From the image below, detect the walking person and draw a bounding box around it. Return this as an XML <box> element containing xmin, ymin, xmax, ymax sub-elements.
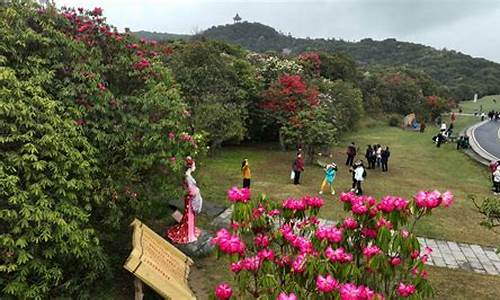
<box><xmin>493</xmin><ymin>166</ymin><xmax>500</xmax><ymax>195</ymax></box>
<box><xmin>365</xmin><ymin>145</ymin><xmax>373</xmax><ymax>169</ymax></box>
<box><xmin>241</xmin><ymin>159</ymin><xmax>251</xmax><ymax>188</ymax></box>
<box><xmin>350</xmin><ymin>160</ymin><xmax>366</xmax><ymax>195</ymax></box>
<box><xmin>292</xmin><ymin>153</ymin><xmax>304</xmax><ymax>185</ymax></box>
<box><xmin>346</xmin><ymin>142</ymin><xmax>357</xmax><ymax>166</ymax></box>
<box><xmin>319</xmin><ymin>162</ymin><xmax>337</xmax><ymax>195</ymax></box>
<box><xmin>381</xmin><ymin>146</ymin><xmax>390</xmax><ymax>172</ymax></box>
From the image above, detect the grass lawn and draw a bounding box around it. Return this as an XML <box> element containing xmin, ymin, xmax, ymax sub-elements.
<box><xmin>456</xmin><ymin>95</ymin><xmax>500</xmax><ymax>114</ymax></box>
<box><xmin>197</xmin><ymin>119</ymin><xmax>499</xmax><ymax>246</ymax></box>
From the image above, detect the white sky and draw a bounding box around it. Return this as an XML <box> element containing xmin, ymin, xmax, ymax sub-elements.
<box><xmin>55</xmin><ymin>0</ymin><xmax>500</xmax><ymax>63</ymax></box>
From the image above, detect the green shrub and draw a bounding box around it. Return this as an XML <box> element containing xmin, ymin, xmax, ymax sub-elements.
<box><xmin>388</xmin><ymin>115</ymin><xmax>401</xmax><ymax>127</ymax></box>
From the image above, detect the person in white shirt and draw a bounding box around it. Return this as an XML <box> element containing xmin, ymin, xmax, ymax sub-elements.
<box><xmin>350</xmin><ymin>160</ymin><xmax>366</xmax><ymax>195</ymax></box>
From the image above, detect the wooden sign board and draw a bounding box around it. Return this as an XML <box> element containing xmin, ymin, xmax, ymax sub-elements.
<box><xmin>124</xmin><ymin>219</ymin><xmax>196</xmax><ymax>300</ymax></box>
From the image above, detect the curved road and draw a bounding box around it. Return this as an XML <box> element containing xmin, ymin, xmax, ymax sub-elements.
<box><xmin>474</xmin><ymin>120</ymin><xmax>500</xmax><ymax>160</ymax></box>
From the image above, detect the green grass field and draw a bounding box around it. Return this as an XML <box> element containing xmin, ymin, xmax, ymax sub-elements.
<box><xmin>457</xmin><ymin>95</ymin><xmax>500</xmax><ymax>114</ymax></box>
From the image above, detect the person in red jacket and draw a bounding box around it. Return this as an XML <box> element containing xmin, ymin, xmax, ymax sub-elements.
<box><xmin>292</xmin><ymin>153</ymin><xmax>305</xmax><ymax>185</ymax></box>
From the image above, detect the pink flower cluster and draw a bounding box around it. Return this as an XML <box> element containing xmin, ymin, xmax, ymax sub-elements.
<box><xmin>397</xmin><ymin>283</ymin><xmax>416</xmax><ymax>297</ymax></box>
<box><xmin>277</xmin><ymin>292</ymin><xmax>297</xmax><ymax>300</ymax></box>
<box><xmin>302</xmin><ymin>196</ymin><xmax>324</xmax><ymax>208</ymax></box>
<box><xmin>291</xmin><ymin>253</ymin><xmax>307</xmax><ymax>273</ymax></box>
<box><xmin>339</xmin><ymin>283</ymin><xmax>376</xmax><ymax>300</ymax></box>
<box><xmin>211</xmin><ymin>229</ymin><xmax>246</xmax><ymax>255</ymax></box>
<box><xmin>377</xmin><ymin>196</ymin><xmax>408</xmax><ymax>212</ymax></box>
<box><xmin>340</xmin><ymin>192</ymin><xmax>377</xmax><ymax>216</ymax></box>
<box><xmin>215</xmin><ymin>282</ymin><xmax>232</xmax><ymax>300</ymax></box>
<box><xmin>362</xmin><ymin>245</ymin><xmax>381</xmax><ymax>258</ymax></box>
<box><xmin>280</xmin><ymin>225</ymin><xmax>314</xmax><ymax>254</ymax></box>
<box><xmin>283</xmin><ymin>196</ymin><xmax>325</xmax><ymax>211</ymax></box>
<box><xmin>227</xmin><ymin>187</ymin><xmax>251</xmax><ymax>203</ymax></box>
<box><xmin>316</xmin><ymin>274</ymin><xmax>339</xmax><ymax>293</ymax></box>
<box><xmin>231</xmin><ymin>255</ymin><xmax>264</xmax><ymax>273</ymax></box>
<box><xmin>254</xmin><ymin>233</ymin><xmax>270</xmax><ymax>248</ymax></box>
<box><xmin>315</xmin><ymin>226</ymin><xmax>343</xmax><ymax>243</ymax></box>
<box><xmin>342</xmin><ymin>217</ymin><xmax>358</xmax><ymax>229</ymax></box>
<box><xmin>282</xmin><ymin>198</ymin><xmax>306</xmax><ymax>211</ymax></box>
<box><xmin>414</xmin><ymin>190</ymin><xmax>453</xmax><ymax>209</ymax></box>
<box><xmin>325</xmin><ymin>247</ymin><xmax>353</xmax><ymax>263</ymax></box>
<box><xmin>133</xmin><ymin>58</ymin><xmax>151</xmax><ymax>70</ymax></box>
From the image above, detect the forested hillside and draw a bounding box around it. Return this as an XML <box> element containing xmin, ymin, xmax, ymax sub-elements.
<box><xmin>138</xmin><ymin>22</ymin><xmax>500</xmax><ymax>101</ymax></box>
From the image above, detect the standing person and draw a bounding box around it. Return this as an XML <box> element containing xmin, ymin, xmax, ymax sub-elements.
<box><xmin>365</xmin><ymin>145</ymin><xmax>373</xmax><ymax>169</ymax></box>
<box><xmin>376</xmin><ymin>144</ymin><xmax>382</xmax><ymax>168</ymax></box>
<box><xmin>319</xmin><ymin>162</ymin><xmax>337</xmax><ymax>195</ymax></box>
<box><xmin>351</xmin><ymin>161</ymin><xmax>366</xmax><ymax>195</ymax></box>
<box><xmin>489</xmin><ymin>160</ymin><xmax>499</xmax><ymax>188</ymax></box>
<box><xmin>370</xmin><ymin>145</ymin><xmax>377</xmax><ymax>169</ymax></box>
<box><xmin>420</xmin><ymin>121</ymin><xmax>426</xmax><ymax>133</ymax></box>
<box><xmin>241</xmin><ymin>159</ymin><xmax>251</xmax><ymax>189</ymax></box>
<box><xmin>451</xmin><ymin>112</ymin><xmax>456</xmax><ymax>123</ymax></box>
<box><xmin>436</xmin><ymin>132</ymin><xmax>444</xmax><ymax>148</ymax></box>
<box><xmin>346</xmin><ymin>142</ymin><xmax>357</xmax><ymax>166</ymax></box>
<box><xmin>381</xmin><ymin>146</ymin><xmax>390</xmax><ymax>172</ymax></box>
<box><xmin>493</xmin><ymin>166</ymin><xmax>500</xmax><ymax>195</ymax></box>
<box><xmin>481</xmin><ymin>112</ymin><xmax>485</xmax><ymax>121</ymax></box>
<box><xmin>292</xmin><ymin>153</ymin><xmax>304</xmax><ymax>185</ymax></box>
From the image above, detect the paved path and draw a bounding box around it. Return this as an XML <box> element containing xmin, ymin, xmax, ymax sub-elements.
<box><xmin>212</xmin><ymin>209</ymin><xmax>500</xmax><ymax>275</ymax></box>
<box><xmin>473</xmin><ymin>120</ymin><xmax>500</xmax><ymax>160</ymax></box>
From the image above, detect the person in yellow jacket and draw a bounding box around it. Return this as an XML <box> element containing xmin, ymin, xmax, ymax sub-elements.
<box><xmin>241</xmin><ymin>159</ymin><xmax>251</xmax><ymax>188</ymax></box>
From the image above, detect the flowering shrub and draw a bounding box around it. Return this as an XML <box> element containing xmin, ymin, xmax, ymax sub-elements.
<box><xmin>213</xmin><ymin>187</ymin><xmax>453</xmax><ymax>299</ymax></box>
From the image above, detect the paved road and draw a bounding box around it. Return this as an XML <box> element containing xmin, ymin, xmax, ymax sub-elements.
<box><xmin>474</xmin><ymin>120</ymin><xmax>500</xmax><ymax>160</ymax></box>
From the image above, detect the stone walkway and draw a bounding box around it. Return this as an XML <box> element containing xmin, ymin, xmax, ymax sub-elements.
<box><xmin>211</xmin><ymin>209</ymin><xmax>500</xmax><ymax>276</ymax></box>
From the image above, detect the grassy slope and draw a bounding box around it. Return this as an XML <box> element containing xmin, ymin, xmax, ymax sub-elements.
<box><xmin>457</xmin><ymin>95</ymin><xmax>500</xmax><ymax>114</ymax></box>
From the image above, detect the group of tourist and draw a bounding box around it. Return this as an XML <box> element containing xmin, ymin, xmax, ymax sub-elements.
<box><xmin>364</xmin><ymin>144</ymin><xmax>391</xmax><ymax>172</ymax></box>
<box><xmin>486</xmin><ymin>110</ymin><xmax>500</xmax><ymax>121</ymax></box>
<box><xmin>433</xmin><ymin>122</ymin><xmax>454</xmax><ymax>148</ymax></box>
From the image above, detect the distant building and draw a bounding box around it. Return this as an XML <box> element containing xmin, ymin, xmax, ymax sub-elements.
<box><xmin>233</xmin><ymin>13</ymin><xmax>242</xmax><ymax>23</ymax></box>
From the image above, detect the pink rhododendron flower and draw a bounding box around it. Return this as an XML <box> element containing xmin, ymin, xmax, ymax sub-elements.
<box><xmin>362</xmin><ymin>245</ymin><xmax>381</xmax><ymax>258</ymax></box>
<box><xmin>254</xmin><ymin>234</ymin><xmax>270</xmax><ymax>248</ymax></box>
<box><xmin>212</xmin><ymin>229</ymin><xmax>246</xmax><ymax>255</ymax></box>
<box><xmin>303</xmin><ymin>196</ymin><xmax>324</xmax><ymax>208</ymax></box>
<box><xmin>97</xmin><ymin>82</ymin><xmax>106</xmax><ymax>91</ymax></box>
<box><xmin>340</xmin><ymin>191</ymin><xmax>356</xmax><ymax>203</ymax></box>
<box><xmin>390</xmin><ymin>257</ymin><xmax>401</xmax><ymax>266</ymax></box>
<box><xmin>325</xmin><ymin>247</ymin><xmax>353</xmax><ymax>263</ymax></box>
<box><xmin>361</xmin><ymin>228</ymin><xmax>378</xmax><ymax>239</ymax></box>
<box><xmin>352</xmin><ymin>203</ymin><xmax>368</xmax><ymax>215</ymax></box>
<box><xmin>241</xmin><ymin>256</ymin><xmax>261</xmax><ymax>271</ymax></box>
<box><xmin>315</xmin><ymin>226</ymin><xmax>343</xmax><ymax>243</ymax></box>
<box><xmin>411</xmin><ymin>250</ymin><xmax>420</xmax><ymax>259</ymax></box>
<box><xmin>230</xmin><ymin>261</ymin><xmax>242</xmax><ymax>273</ymax></box>
<box><xmin>215</xmin><ymin>282</ymin><xmax>232</xmax><ymax>300</ymax></box>
<box><xmin>277</xmin><ymin>292</ymin><xmax>297</xmax><ymax>300</ymax></box>
<box><xmin>401</xmin><ymin>229</ymin><xmax>410</xmax><ymax>239</ymax></box>
<box><xmin>291</xmin><ymin>254</ymin><xmax>306</xmax><ymax>273</ymax></box>
<box><xmin>340</xmin><ymin>283</ymin><xmax>374</xmax><ymax>300</ymax></box>
<box><xmin>267</xmin><ymin>209</ymin><xmax>280</xmax><ymax>217</ymax></box>
<box><xmin>282</xmin><ymin>198</ymin><xmax>307</xmax><ymax>211</ymax></box>
<box><xmin>227</xmin><ymin>187</ymin><xmax>251</xmax><ymax>203</ymax></box>
<box><xmin>316</xmin><ymin>274</ymin><xmax>339</xmax><ymax>293</ymax></box>
<box><xmin>424</xmin><ymin>246</ymin><xmax>433</xmax><ymax>256</ymax></box>
<box><xmin>376</xmin><ymin>217</ymin><xmax>393</xmax><ymax>229</ymax></box>
<box><xmin>343</xmin><ymin>217</ymin><xmax>358</xmax><ymax>229</ymax></box>
<box><xmin>257</xmin><ymin>249</ymin><xmax>275</xmax><ymax>261</ymax></box>
<box><xmin>397</xmin><ymin>283</ymin><xmax>416</xmax><ymax>297</ymax></box>
<box><xmin>441</xmin><ymin>190</ymin><xmax>454</xmax><ymax>207</ymax></box>
<box><xmin>168</xmin><ymin>132</ymin><xmax>175</xmax><ymax>140</ymax></box>
<box><xmin>133</xmin><ymin>58</ymin><xmax>151</xmax><ymax>70</ymax></box>
<box><xmin>91</xmin><ymin>7</ymin><xmax>103</xmax><ymax>16</ymax></box>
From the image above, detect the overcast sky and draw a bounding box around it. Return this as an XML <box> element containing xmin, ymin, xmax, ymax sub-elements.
<box><xmin>56</xmin><ymin>0</ymin><xmax>500</xmax><ymax>63</ymax></box>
